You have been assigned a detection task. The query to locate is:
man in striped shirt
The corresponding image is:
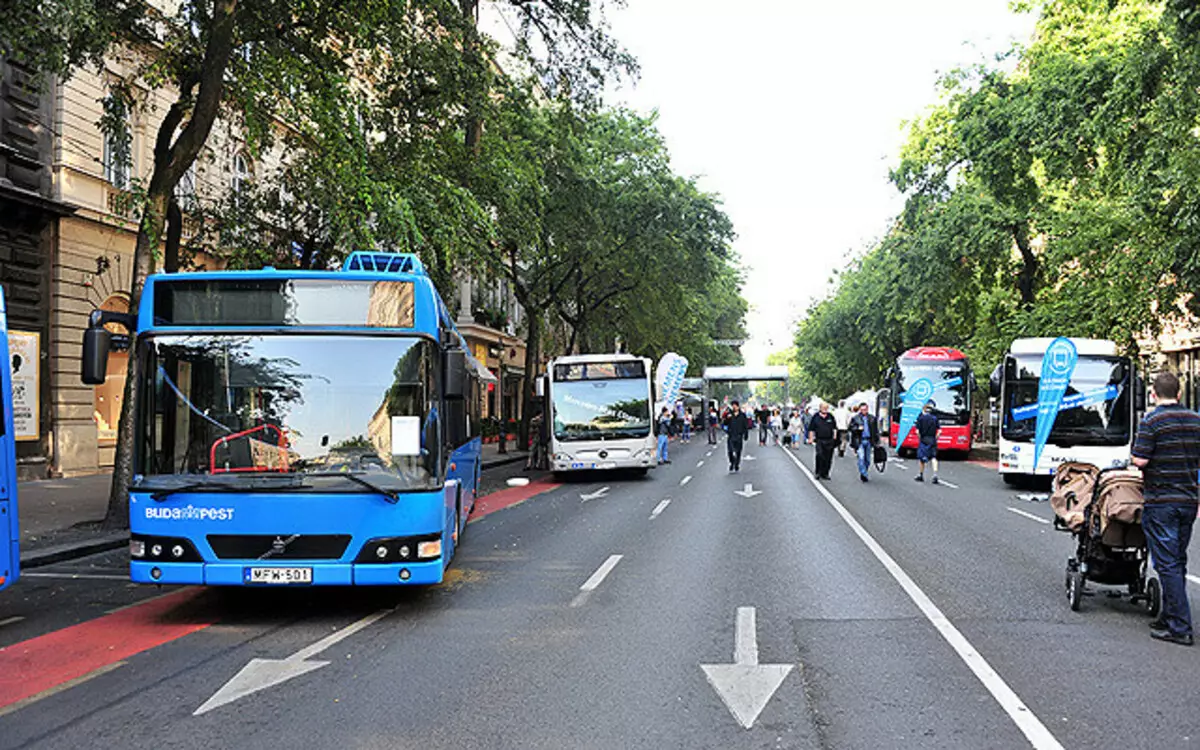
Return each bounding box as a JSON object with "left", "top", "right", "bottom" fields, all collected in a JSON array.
[{"left": 1131, "top": 372, "right": 1200, "bottom": 647}]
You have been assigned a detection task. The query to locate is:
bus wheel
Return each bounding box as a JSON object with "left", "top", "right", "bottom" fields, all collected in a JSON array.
[{"left": 1002, "top": 473, "right": 1020, "bottom": 487}]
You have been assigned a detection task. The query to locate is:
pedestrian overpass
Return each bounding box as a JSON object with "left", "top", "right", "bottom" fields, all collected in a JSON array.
[{"left": 697, "top": 365, "right": 791, "bottom": 408}]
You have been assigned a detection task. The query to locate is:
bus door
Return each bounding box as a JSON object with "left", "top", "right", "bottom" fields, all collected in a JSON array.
[{"left": 0, "top": 289, "right": 17, "bottom": 591}]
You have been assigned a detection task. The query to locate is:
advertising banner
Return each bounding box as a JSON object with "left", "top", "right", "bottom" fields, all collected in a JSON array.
[
  {"left": 1033, "top": 337, "right": 1077, "bottom": 470},
  {"left": 655, "top": 353, "right": 689, "bottom": 410},
  {"left": 895, "top": 376, "right": 963, "bottom": 447},
  {"left": 9, "top": 330, "right": 39, "bottom": 441}
]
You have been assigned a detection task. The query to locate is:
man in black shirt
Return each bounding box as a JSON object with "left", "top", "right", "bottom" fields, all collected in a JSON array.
[
  {"left": 1132, "top": 372, "right": 1200, "bottom": 646},
  {"left": 723, "top": 400, "right": 752, "bottom": 472},
  {"left": 807, "top": 401, "right": 838, "bottom": 479},
  {"left": 914, "top": 400, "right": 941, "bottom": 485}
]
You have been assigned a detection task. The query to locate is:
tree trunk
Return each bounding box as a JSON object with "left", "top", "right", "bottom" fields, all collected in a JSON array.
[
  {"left": 518, "top": 308, "right": 542, "bottom": 451},
  {"left": 1012, "top": 222, "right": 1037, "bottom": 307},
  {"left": 164, "top": 197, "right": 182, "bottom": 273},
  {"left": 103, "top": 193, "right": 166, "bottom": 529},
  {"left": 101, "top": 0, "right": 239, "bottom": 528}
]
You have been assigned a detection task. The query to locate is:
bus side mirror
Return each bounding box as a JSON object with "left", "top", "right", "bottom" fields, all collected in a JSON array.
[
  {"left": 82, "top": 326, "right": 112, "bottom": 385},
  {"left": 988, "top": 364, "right": 1002, "bottom": 399},
  {"left": 444, "top": 349, "right": 467, "bottom": 400}
]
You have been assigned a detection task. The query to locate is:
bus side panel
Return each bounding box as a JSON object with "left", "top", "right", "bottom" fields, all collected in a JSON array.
[{"left": 0, "top": 306, "right": 16, "bottom": 591}]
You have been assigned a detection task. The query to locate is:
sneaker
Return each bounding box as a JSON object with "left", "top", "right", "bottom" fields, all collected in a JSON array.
[
  {"left": 1149, "top": 619, "right": 1168, "bottom": 630},
  {"left": 860, "top": 474, "right": 868, "bottom": 483},
  {"left": 931, "top": 476, "right": 940, "bottom": 485},
  {"left": 914, "top": 475, "right": 924, "bottom": 482},
  {"left": 1150, "top": 629, "right": 1194, "bottom": 646}
]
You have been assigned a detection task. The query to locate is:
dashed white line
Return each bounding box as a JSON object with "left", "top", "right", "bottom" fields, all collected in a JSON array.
[
  {"left": 779, "top": 446, "right": 1064, "bottom": 750},
  {"left": 0, "top": 616, "right": 25, "bottom": 628},
  {"left": 571, "top": 554, "right": 624, "bottom": 607},
  {"left": 938, "top": 479, "right": 960, "bottom": 489},
  {"left": 1006, "top": 507, "right": 1051, "bottom": 525},
  {"left": 697, "top": 460, "right": 705, "bottom": 468},
  {"left": 680, "top": 475, "right": 692, "bottom": 486},
  {"left": 650, "top": 499, "right": 671, "bottom": 520},
  {"left": 1188, "top": 575, "right": 1200, "bottom": 587}
]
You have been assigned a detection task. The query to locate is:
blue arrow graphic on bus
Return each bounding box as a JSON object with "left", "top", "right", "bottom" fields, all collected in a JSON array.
[
  {"left": 1010, "top": 385, "right": 1118, "bottom": 422},
  {"left": 895, "top": 376, "right": 962, "bottom": 447},
  {"left": 1033, "top": 337, "right": 1076, "bottom": 471}
]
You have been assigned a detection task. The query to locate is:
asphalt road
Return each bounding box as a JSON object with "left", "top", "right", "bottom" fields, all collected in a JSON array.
[{"left": 2, "top": 439, "right": 1199, "bottom": 749}]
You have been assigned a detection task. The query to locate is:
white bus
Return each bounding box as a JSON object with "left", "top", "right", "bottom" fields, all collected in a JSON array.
[
  {"left": 545, "top": 353, "right": 657, "bottom": 475},
  {"left": 990, "top": 338, "right": 1142, "bottom": 484}
]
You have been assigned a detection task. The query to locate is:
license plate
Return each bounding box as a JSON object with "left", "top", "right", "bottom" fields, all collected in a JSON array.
[
  {"left": 245, "top": 567, "right": 313, "bottom": 584},
  {"left": 597, "top": 461, "right": 617, "bottom": 470}
]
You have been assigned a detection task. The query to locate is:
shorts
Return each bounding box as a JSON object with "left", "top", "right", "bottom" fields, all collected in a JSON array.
[{"left": 917, "top": 442, "right": 937, "bottom": 462}]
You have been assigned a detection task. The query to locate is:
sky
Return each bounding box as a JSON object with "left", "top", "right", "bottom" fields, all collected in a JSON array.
[{"left": 598, "top": 0, "right": 1039, "bottom": 367}]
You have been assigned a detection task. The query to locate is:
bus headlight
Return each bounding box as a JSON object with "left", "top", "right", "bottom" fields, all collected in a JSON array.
[
  {"left": 417, "top": 540, "right": 442, "bottom": 559},
  {"left": 130, "top": 539, "right": 146, "bottom": 558}
]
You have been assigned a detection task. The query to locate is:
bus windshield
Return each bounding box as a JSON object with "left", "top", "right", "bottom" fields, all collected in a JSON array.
[
  {"left": 895, "top": 360, "right": 969, "bottom": 424},
  {"left": 135, "top": 334, "right": 441, "bottom": 493},
  {"left": 1001, "top": 354, "right": 1131, "bottom": 446},
  {"left": 552, "top": 378, "right": 651, "bottom": 441}
]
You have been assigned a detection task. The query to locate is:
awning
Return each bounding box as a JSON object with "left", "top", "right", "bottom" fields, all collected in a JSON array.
[{"left": 470, "top": 355, "right": 498, "bottom": 383}]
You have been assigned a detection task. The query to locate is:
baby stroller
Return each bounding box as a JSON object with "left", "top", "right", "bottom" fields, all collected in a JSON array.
[{"left": 1051, "top": 461, "right": 1161, "bottom": 614}]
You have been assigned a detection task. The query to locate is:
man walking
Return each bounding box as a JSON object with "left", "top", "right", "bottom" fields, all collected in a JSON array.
[
  {"left": 706, "top": 405, "right": 719, "bottom": 445},
  {"left": 849, "top": 402, "right": 880, "bottom": 483},
  {"left": 914, "top": 400, "right": 940, "bottom": 484},
  {"left": 723, "top": 400, "right": 751, "bottom": 472},
  {"left": 755, "top": 404, "right": 771, "bottom": 446},
  {"left": 807, "top": 401, "right": 838, "bottom": 480},
  {"left": 1131, "top": 372, "right": 1200, "bottom": 646},
  {"left": 833, "top": 401, "right": 852, "bottom": 457},
  {"left": 656, "top": 407, "right": 673, "bottom": 465}
]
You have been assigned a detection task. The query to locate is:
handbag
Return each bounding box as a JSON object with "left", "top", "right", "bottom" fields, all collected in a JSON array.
[{"left": 873, "top": 445, "right": 888, "bottom": 472}]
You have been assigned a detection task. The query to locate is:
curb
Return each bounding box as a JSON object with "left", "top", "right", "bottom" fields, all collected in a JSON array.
[
  {"left": 20, "top": 533, "right": 129, "bottom": 569},
  {"left": 481, "top": 453, "right": 528, "bottom": 471}
]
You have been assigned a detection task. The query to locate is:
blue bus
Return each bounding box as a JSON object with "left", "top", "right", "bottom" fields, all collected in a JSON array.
[
  {"left": 81, "top": 253, "right": 488, "bottom": 586},
  {"left": 0, "top": 288, "right": 17, "bottom": 591}
]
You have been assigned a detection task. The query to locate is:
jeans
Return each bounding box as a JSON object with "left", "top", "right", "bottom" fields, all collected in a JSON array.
[
  {"left": 758, "top": 424, "right": 769, "bottom": 444},
  {"left": 682, "top": 423, "right": 691, "bottom": 442},
  {"left": 857, "top": 441, "right": 872, "bottom": 478},
  {"left": 657, "top": 434, "right": 669, "bottom": 463},
  {"left": 1143, "top": 502, "right": 1198, "bottom": 637},
  {"left": 727, "top": 439, "right": 743, "bottom": 470}
]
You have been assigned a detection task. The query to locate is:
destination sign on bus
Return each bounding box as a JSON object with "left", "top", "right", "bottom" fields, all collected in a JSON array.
[
  {"left": 554, "top": 361, "right": 646, "bottom": 381},
  {"left": 153, "top": 279, "right": 415, "bottom": 328}
]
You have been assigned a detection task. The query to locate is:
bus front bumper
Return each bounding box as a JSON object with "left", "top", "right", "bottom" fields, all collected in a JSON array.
[{"left": 130, "top": 560, "right": 445, "bottom": 586}]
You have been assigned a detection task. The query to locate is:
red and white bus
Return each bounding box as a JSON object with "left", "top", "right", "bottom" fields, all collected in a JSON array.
[{"left": 881, "top": 347, "right": 976, "bottom": 458}]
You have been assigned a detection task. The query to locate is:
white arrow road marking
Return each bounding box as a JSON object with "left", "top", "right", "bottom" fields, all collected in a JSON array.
[
  {"left": 779, "top": 445, "right": 1065, "bottom": 750},
  {"left": 195, "top": 609, "right": 392, "bottom": 716},
  {"left": 733, "top": 483, "right": 762, "bottom": 498},
  {"left": 0, "top": 616, "right": 24, "bottom": 628},
  {"left": 680, "top": 475, "right": 692, "bottom": 486},
  {"left": 580, "top": 486, "right": 611, "bottom": 502},
  {"left": 650, "top": 499, "right": 671, "bottom": 520},
  {"left": 1007, "top": 507, "right": 1050, "bottom": 525},
  {"left": 571, "top": 554, "right": 623, "bottom": 607},
  {"left": 701, "top": 607, "right": 793, "bottom": 730}
]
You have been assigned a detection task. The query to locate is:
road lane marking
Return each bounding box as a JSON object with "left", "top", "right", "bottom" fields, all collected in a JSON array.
[
  {"left": 779, "top": 446, "right": 1064, "bottom": 750},
  {"left": 681, "top": 475, "right": 692, "bottom": 486},
  {"left": 580, "top": 486, "right": 611, "bottom": 503},
  {"left": 195, "top": 608, "right": 393, "bottom": 715},
  {"left": 697, "top": 460, "right": 705, "bottom": 468},
  {"left": 1188, "top": 575, "right": 1200, "bottom": 587},
  {"left": 571, "top": 554, "right": 623, "bottom": 607},
  {"left": 0, "top": 616, "right": 24, "bottom": 628},
  {"left": 707, "top": 451, "right": 714, "bottom": 457},
  {"left": 1007, "top": 507, "right": 1051, "bottom": 525},
  {"left": 733, "top": 483, "right": 762, "bottom": 498},
  {"left": 650, "top": 499, "right": 671, "bottom": 520},
  {"left": 701, "top": 606, "right": 793, "bottom": 729},
  {"left": 938, "top": 479, "right": 960, "bottom": 489}
]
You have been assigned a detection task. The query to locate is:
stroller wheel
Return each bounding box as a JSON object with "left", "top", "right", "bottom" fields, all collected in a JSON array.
[
  {"left": 1146, "top": 576, "right": 1163, "bottom": 618},
  {"left": 1067, "top": 570, "right": 1084, "bottom": 612}
]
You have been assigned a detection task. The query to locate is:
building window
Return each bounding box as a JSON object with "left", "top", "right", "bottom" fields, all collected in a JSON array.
[
  {"left": 176, "top": 164, "right": 198, "bottom": 212},
  {"left": 101, "top": 94, "right": 132, "bottom": 190},
  {"left": 232, "top": 152, "right": 250, "bottom": 195}
]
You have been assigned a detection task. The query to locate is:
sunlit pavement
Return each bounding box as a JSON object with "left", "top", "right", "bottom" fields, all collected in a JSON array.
[{"left": 2, "top": 442, "right": 1198, "bottom": 749}]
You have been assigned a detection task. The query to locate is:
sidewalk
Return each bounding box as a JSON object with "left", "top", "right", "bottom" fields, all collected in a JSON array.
[{"left": 15, "top": 442, "right": 528, "bottom": 568}]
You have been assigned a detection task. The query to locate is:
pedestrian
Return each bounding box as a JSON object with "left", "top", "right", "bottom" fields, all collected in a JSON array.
[
  {"left": 807, "top": 401, "right": 838, "bottom": 479},
  {"left": 913, "top": 400, "right": 940, "bottom": 484},
  {"left": 755, "top": 404, "right": 770, "bottom": 446},
  {"left": 787, "top": 410, "right": 804, "bottom": 449},
  {"left": 682, "top": 408, "right": 693, "bottom": 444},
  {"left": 723, "top": 400, "right": 751, "bottom": 472},
  {"left": 707, "top": 406, "right": 720, "bottom": 445},
  {"left": 834, "top": 401, "right": 852, "bottom": 457},
  {"left": 770, "top": 408, "right": 783, "bottom": 446},
  {"left": 1131, "top": 372, "right": 1200, "bottom": 646},
  {"left": 656, "top": 407, "right": 672, "bottom": 465},
  {"left": 849, "top": 401, "right": 880, "bottom": 483}
]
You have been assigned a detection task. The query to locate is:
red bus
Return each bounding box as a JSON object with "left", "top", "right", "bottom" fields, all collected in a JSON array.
[{"left": 882, "top": 347, "right": 975, "bottom": 458}]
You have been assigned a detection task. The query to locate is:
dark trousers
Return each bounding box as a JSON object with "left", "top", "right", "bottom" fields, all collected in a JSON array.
[
  {"left": 1143, "top": 502, "right": 1198, "bottom": 636},
  {"left": 727, "top": 438, "right": 744, "bottom": 470},
  {"left": 814, "top": 439, "right": 835, "bottom": 478},
  {"left": 758, "top": 424, "right": 769, "bottom": 444},
  {"left": 707, "top": 424, "right": 717, "bottom": 444}
]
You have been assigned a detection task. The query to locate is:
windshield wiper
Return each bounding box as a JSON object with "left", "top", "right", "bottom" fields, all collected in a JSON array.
[
  {"left": 136, "top": 480, "right": 242, "bottom": 503},
  {"left": 303, "top": 472, "right": 402, "bottom": 503}
]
